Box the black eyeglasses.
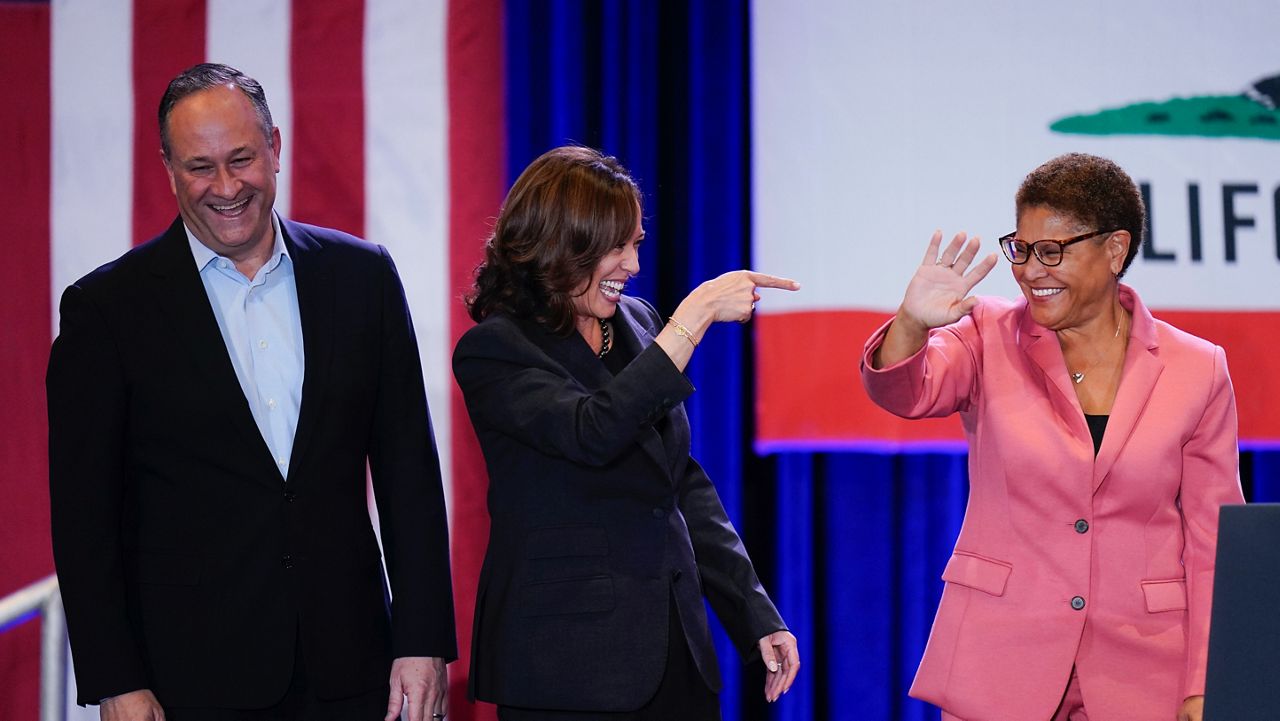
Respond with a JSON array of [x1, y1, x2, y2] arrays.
[[998, 229, 1117, 266]]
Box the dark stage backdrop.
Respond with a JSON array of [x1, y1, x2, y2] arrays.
[[502, 2, 1280, 720]]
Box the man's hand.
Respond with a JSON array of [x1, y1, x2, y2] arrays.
[[757, 630, 800, 703], [100, 689, 164, 721], [1178, 695, 1204, 721], [385, 656, 447, 721]]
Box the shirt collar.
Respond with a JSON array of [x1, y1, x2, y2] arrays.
[[185, 213, 289, 273]]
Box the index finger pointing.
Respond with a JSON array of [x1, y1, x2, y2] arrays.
[[746, 272, 801, 291]]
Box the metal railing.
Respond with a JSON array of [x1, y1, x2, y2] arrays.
[[0, 574, 67, 721]]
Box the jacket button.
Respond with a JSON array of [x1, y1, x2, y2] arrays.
[[672, 569, 683, 581], [282, 555, 294, 569], [1074, 519, 1089, 534], [1071, 595, 1086, 610], [652, 508, 666, 519], [284, 491, 297, 502]]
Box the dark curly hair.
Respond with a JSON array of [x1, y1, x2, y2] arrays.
[[1015, 153, 1146, 277], [466, 146, 642, 334]]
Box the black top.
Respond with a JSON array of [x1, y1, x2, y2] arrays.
[[1085, 414, 1109, 457]]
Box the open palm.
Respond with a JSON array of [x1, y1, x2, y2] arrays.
[[901, 230, 998, 330]]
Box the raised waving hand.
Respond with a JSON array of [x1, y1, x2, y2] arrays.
[[873, 231, 997, 368]]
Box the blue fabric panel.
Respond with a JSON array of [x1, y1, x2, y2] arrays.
[[1251, 450, 1280, 502], [774, 453, 814, 721]]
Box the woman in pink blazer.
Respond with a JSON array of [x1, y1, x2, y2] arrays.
[[862, 154, 1243, 721]]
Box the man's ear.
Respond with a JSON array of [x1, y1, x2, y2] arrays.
[[270, 126, 282, 173], [160, 148, 177, 196]]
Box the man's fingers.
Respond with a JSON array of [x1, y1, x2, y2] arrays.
[[385, 683, 404, 721], [744, 271, 801, 291], [385, 668, 407, 721]]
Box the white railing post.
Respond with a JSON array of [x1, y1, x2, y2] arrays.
[[0, 574, 67, 721], [40, 588, 68, 721]]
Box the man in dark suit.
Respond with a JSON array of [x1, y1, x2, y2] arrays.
[[47, 63, 455, 721]]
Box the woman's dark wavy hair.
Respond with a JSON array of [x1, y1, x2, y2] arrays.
[[1015, 153, 1146, 278], [466, 146, 642, 334]]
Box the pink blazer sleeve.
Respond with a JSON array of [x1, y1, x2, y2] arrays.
[[860, 310, 983, 419], [1180, 345, 1242, 698]]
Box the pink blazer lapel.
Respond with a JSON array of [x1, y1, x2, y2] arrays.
[[1017, 307, 1091, 443], [1092, 286, 1164, 492]]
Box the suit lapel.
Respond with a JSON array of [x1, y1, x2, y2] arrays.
[[1092, 286, 1164, 492], [1017, 307, 1090, 444], [528, 307, 673, 481], [282, 221, 334, 479], [146, 218, 279, 474]]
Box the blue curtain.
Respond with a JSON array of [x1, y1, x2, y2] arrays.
[[501, 3, 1280, 719]]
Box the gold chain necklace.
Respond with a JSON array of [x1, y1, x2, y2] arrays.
[[1069, 313, 1127, 385]]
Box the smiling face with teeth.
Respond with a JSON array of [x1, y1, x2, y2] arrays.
[[1012, 205, 1130, 332], [570, 207, 644, 333], [162, 84, 281, 270]]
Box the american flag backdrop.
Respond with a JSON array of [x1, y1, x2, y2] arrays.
[[0, 1, 502, 719]]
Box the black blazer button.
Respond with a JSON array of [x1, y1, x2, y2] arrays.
[[1074, 519, 1089, 534], [284, 491, 297, 502], [652, 508, 666, 519], [1071, 595, 1086, 610], [282, 555, 294, 569]]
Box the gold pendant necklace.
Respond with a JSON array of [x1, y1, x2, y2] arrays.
[[1069, 313, 1126, 384]]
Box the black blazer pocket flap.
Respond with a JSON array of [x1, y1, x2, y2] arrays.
[[942, 551, 1012, 597], [134, 551, 202, 586], [517, 575, 615, 617], [524, 525, 609, 559]]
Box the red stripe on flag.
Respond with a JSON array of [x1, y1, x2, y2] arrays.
[[1154, 310, 1280, 443], [756, 309, 1280, 447], [447, 0, 504, 718], [289, 0, 365, 236], [0, 5, 53, 720], [133, 0, 206, 244]]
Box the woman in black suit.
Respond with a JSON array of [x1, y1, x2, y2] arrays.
[[453, 146, 800, 720]]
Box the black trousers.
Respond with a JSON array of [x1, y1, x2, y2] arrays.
[[498, 597, 721, 721], [165, 640, 389, 721]]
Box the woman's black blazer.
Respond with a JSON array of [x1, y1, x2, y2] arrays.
[[453, 295, 785, 711]]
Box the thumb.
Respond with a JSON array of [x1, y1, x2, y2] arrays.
[[758, 636, 780, 673], [385, 673, 404, 721], [957, 296, 979, 317]]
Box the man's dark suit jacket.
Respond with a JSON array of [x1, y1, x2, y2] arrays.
[[453, 295, 785, 712], [47, 218, 457, 708]]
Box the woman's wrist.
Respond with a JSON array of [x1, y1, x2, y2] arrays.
[[667, 316, 699, 348], [670, 300, 712, 340]]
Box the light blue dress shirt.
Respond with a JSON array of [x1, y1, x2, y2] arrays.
[[186, 215, 304, 478]]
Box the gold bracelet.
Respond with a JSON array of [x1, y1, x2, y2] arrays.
[[668, 317, 699, 348]]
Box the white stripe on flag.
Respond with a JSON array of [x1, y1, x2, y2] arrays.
[[50, 0, 134, 333], [206, 0, 294, 218], [364, 0, 453, 512]]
